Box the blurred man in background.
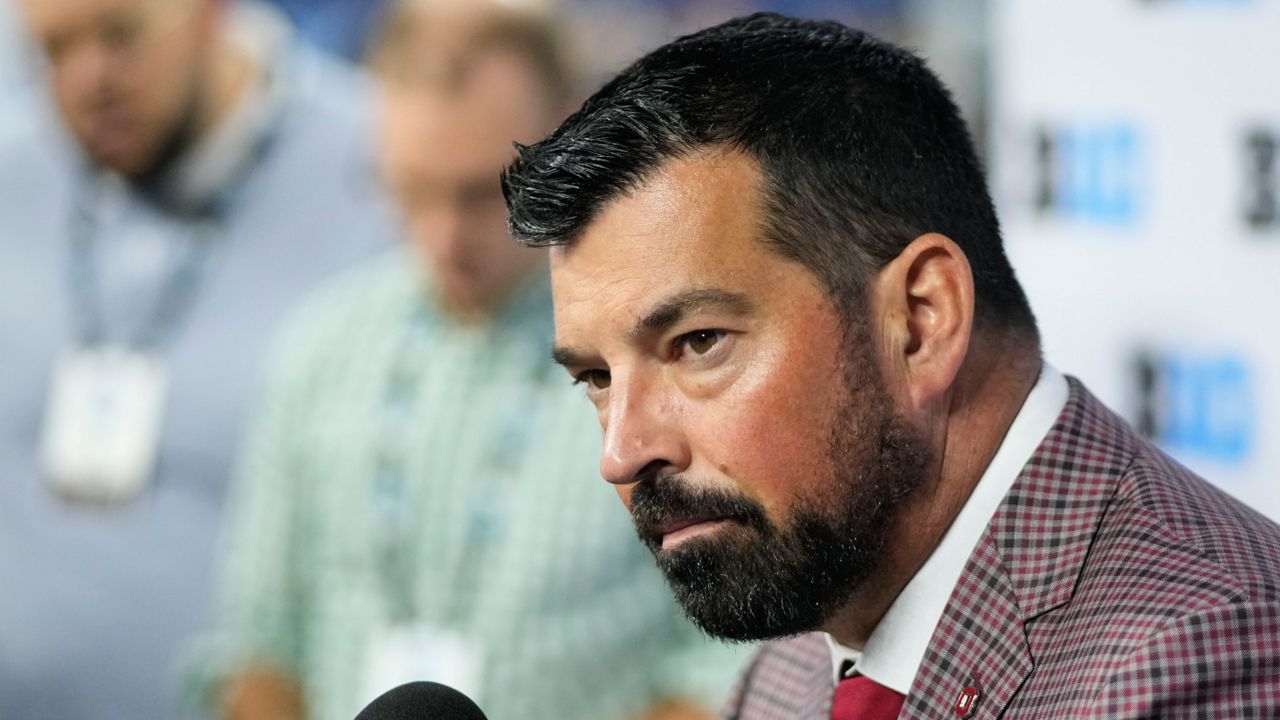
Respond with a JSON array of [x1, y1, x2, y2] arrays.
[[192, 2, 747, 719], [0, 0, 392, 716]]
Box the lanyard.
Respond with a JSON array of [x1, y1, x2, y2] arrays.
[[67, 182, 221, 350], [371, 299, 548, 625], [65, 46, 292, 350]]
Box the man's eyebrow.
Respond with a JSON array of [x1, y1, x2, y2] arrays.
[[550, 289, 752, 369], [551, 344, 593, 369], [634, 288, 752, 337]]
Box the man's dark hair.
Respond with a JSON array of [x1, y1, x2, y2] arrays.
[[503, 12, 1037, 338]]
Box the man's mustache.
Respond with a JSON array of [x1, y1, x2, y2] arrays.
[[629, 475, 770, 549]]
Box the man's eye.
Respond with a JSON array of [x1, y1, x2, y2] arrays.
[[41, 33, 72, 63], [680, 330, 723, 356], [98, 12, 147, 52], [572, 369, 611, 391]]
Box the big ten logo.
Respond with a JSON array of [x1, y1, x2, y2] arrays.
[[1033, 123, 1144, 224], [1132, 350, 1256, 463], [1244, 128, 1277, 232]]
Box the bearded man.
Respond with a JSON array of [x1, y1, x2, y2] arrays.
[[501, 13, 1280, 719]]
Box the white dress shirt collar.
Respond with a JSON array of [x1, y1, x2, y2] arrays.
[[826, 363, 1069, 694]]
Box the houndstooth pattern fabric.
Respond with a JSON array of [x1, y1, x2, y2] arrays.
[[722, 377, 1280, 719]]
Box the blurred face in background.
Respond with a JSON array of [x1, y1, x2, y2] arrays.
[[378, 41, 556, 319], [20, 0, 218, 179]]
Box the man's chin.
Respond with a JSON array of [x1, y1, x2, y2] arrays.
[[82, 142, 164, 182], [649, 537, 835, 642], [667, 574, 830, 643], [85, 148, 136, 176]]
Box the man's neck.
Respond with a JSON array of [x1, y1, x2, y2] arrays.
[[824, 336, 1042, 648]]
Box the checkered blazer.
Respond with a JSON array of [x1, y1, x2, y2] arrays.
[[721, 377, 1280, 719]]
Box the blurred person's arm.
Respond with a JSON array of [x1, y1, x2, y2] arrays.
[[180, 314, 323, 719], [632, 698, 715, 720], [221, 664, 306, 720]]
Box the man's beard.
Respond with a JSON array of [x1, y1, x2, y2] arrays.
[[629, 338, 932, 642], [87, 60, 208, 189], [130, 77, 206, 191]]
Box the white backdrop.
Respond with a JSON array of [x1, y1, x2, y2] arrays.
[[990, 0, 1280, 519]]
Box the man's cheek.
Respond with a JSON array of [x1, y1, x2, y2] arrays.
[[712, 417, 831, 519]]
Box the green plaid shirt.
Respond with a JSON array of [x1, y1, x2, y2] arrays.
[[186, 250, 747, 720]]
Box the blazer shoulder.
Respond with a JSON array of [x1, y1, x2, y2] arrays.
[[1106, 439, 1280, 606], [1001, 386, 1280, 716], [1026, 380, 1279, 612]]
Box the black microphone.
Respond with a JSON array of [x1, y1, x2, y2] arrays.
[[354, 681, 488, 720]]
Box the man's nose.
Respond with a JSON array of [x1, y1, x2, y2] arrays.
[[62, 42, 115, 98], [599, 374, 690, 486]]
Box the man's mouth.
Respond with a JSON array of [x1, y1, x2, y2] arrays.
[[657, 517, 730, 550], [81, 107, 136, 160], [629, 478, 766, 553]]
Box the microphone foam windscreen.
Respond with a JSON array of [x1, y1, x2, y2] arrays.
[[354, 681, 488, 720]]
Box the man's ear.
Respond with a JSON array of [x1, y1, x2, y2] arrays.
[[869, 232, 974, 410]]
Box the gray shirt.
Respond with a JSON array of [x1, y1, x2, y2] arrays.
[[0, 34, 395, 719]]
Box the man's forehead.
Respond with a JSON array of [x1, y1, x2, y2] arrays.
[[23, 0, 168, 25], [24, 0, 198, 44], [551, 149, 764, 264], [546, 149, 823, 346]]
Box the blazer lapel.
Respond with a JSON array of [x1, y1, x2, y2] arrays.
[[903, 378, 1132, 719], [901, 530, 1032, 719]]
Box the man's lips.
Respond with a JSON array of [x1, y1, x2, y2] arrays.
[[658, 517, 730, 550]]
